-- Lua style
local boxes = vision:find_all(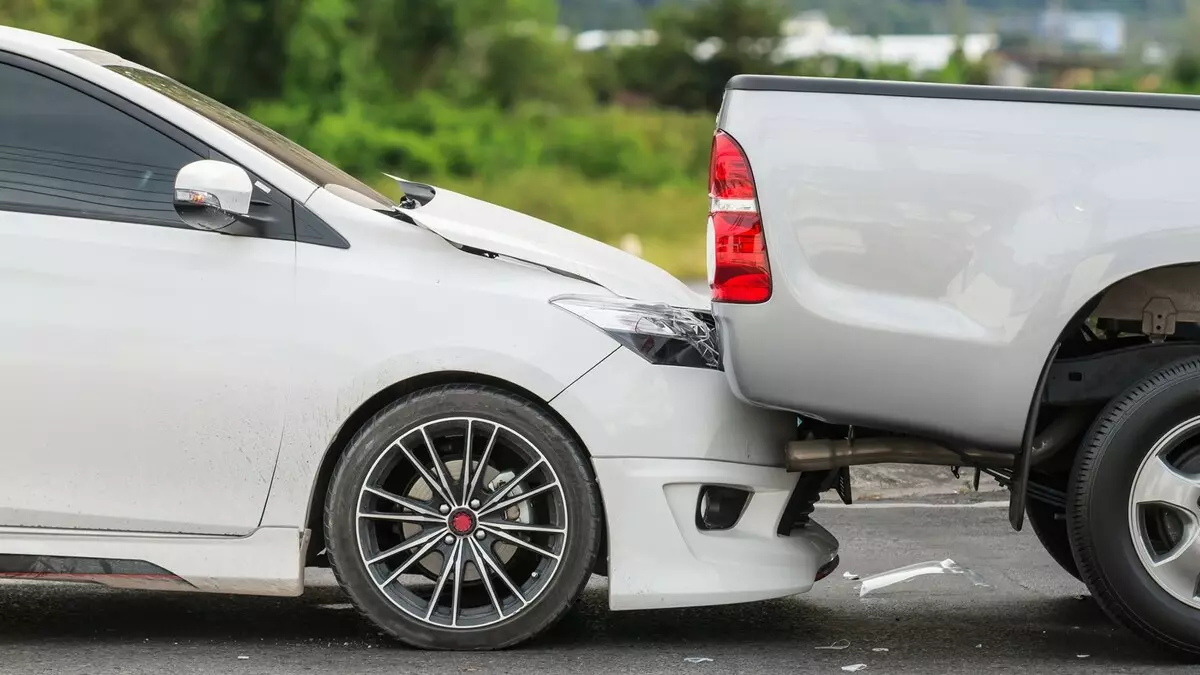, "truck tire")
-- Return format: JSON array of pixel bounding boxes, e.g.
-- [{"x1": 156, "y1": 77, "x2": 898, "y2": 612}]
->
[
  {"x1": 1026, "y1": 497, "x2": 1080, "y2": 581},
  {"x1": 1068, "y1": 358, "x2": 1200, "y2": 658},
  {"x1": 324, "y1": 384, "x2": 602, "y2": 650}
]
